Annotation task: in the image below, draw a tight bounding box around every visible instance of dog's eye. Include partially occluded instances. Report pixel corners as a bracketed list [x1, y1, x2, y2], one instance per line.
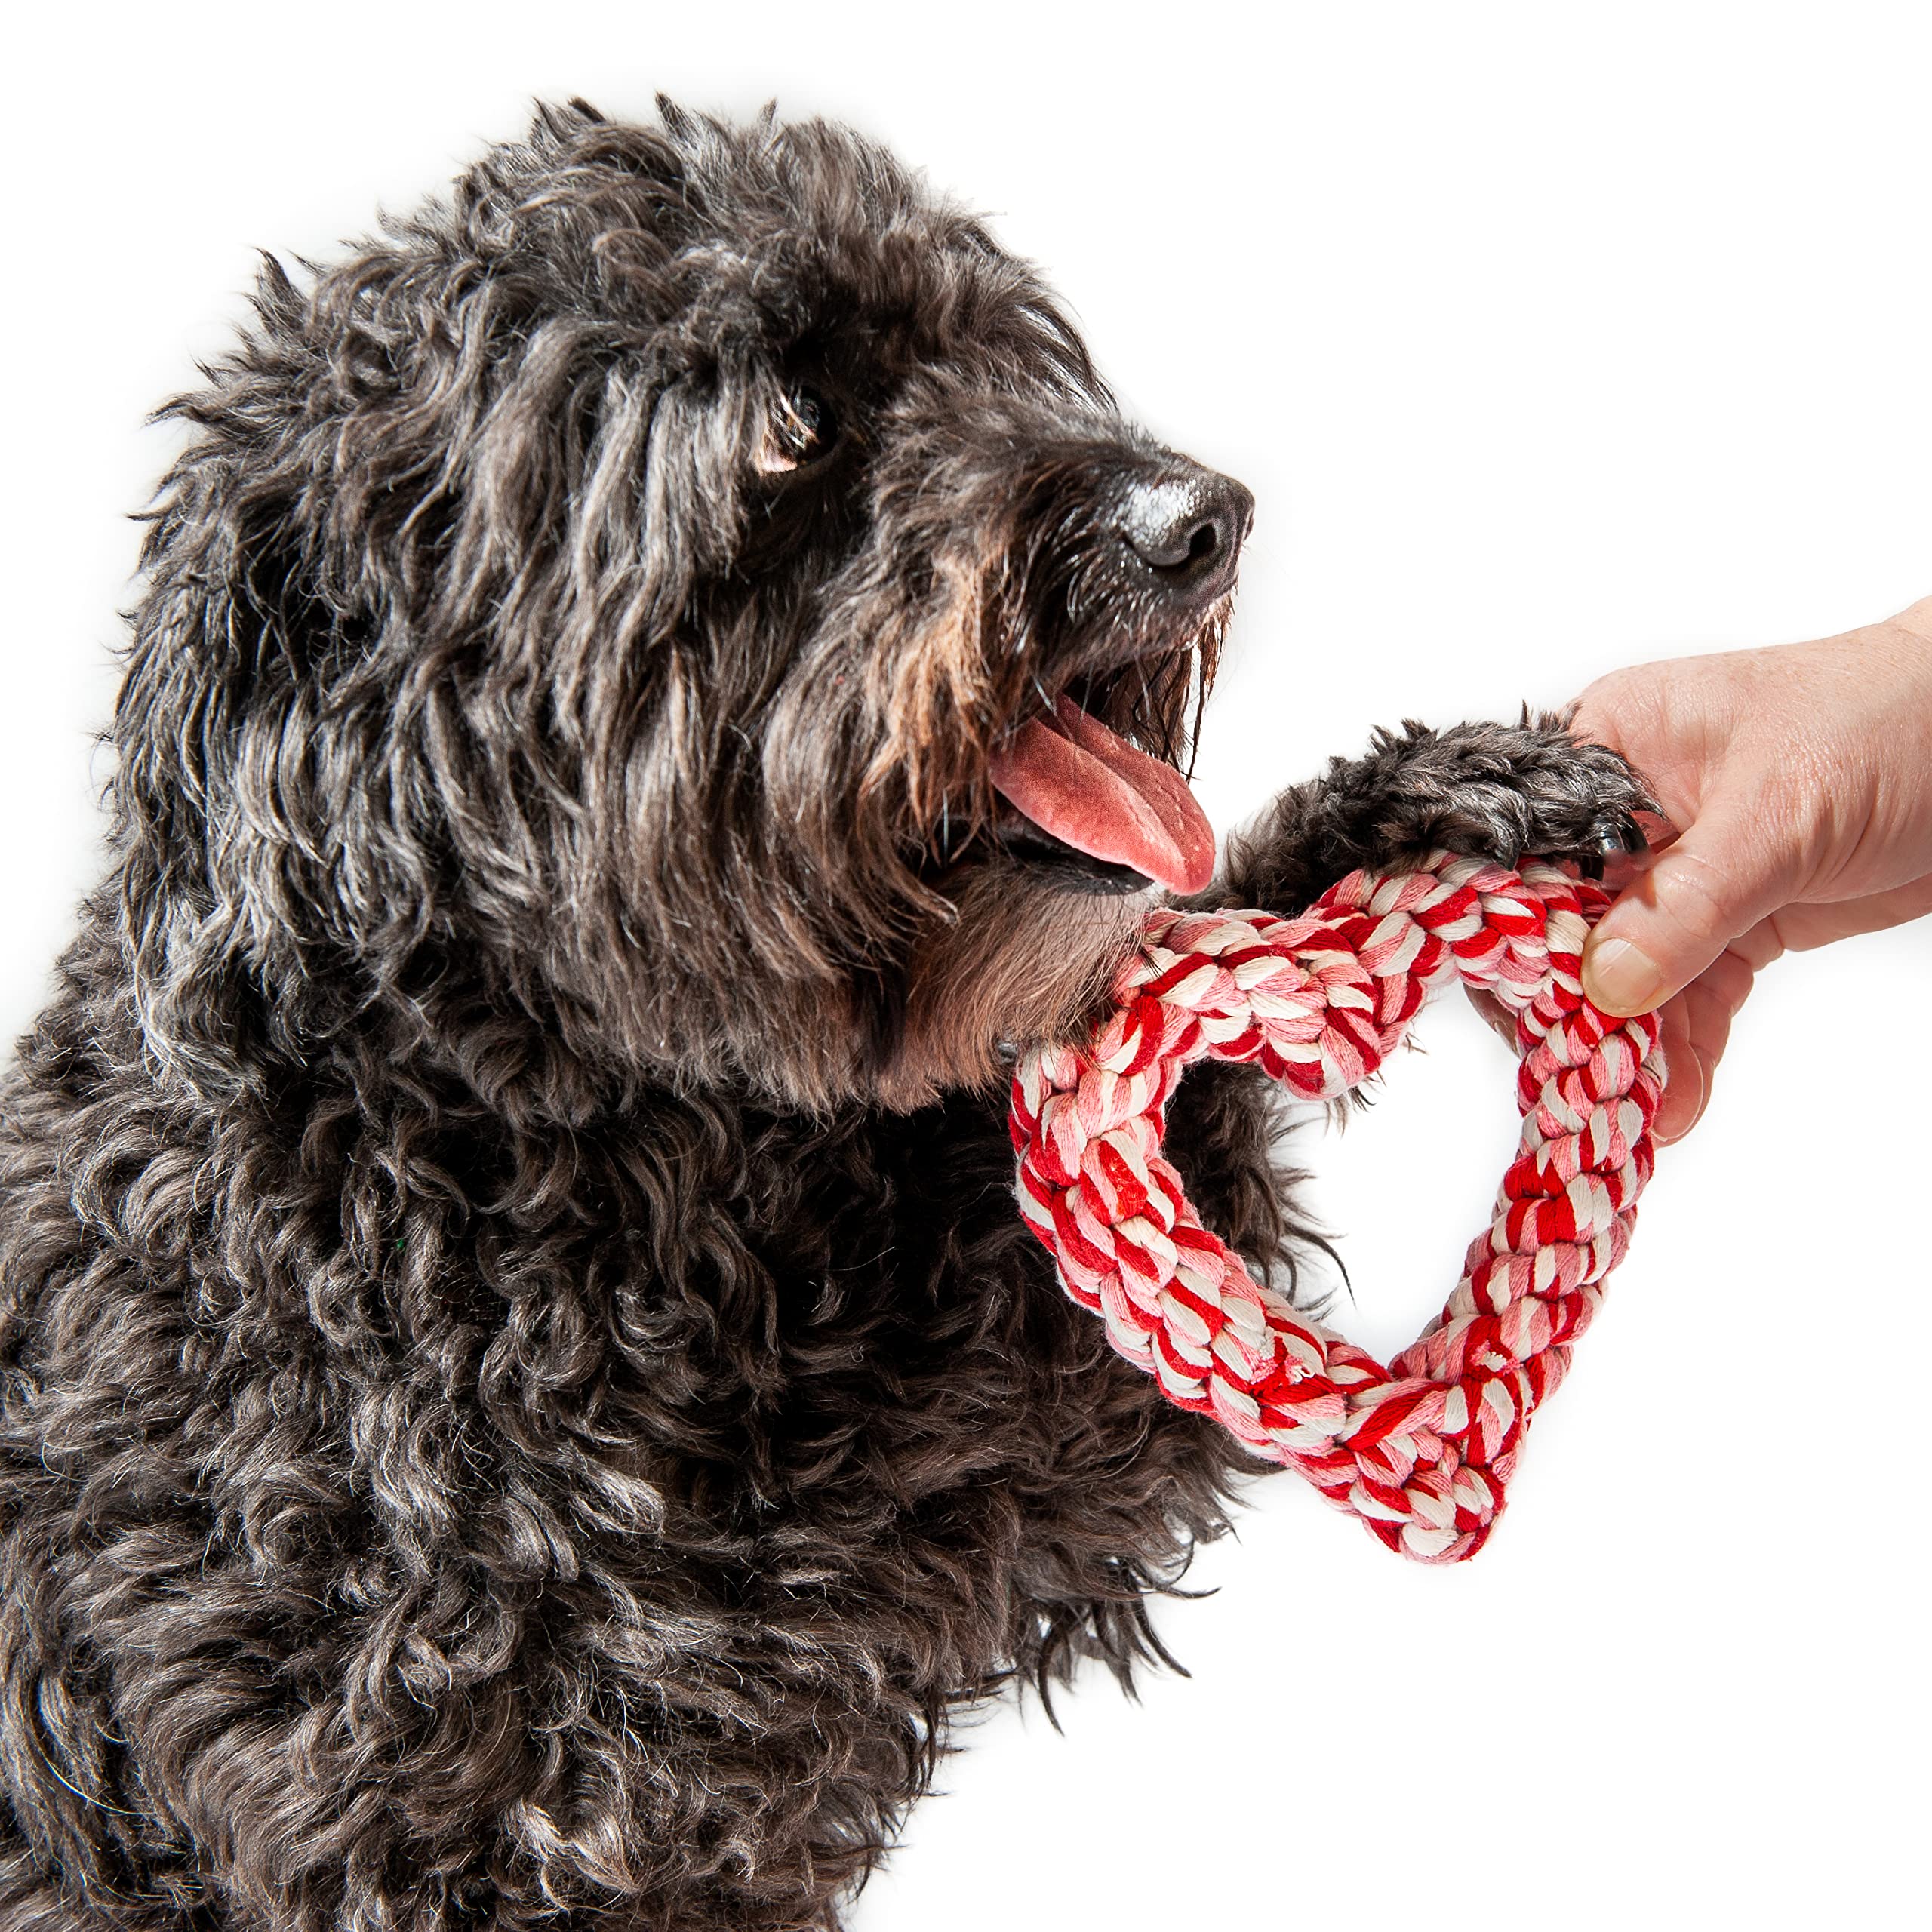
[759, 386, 840, 475]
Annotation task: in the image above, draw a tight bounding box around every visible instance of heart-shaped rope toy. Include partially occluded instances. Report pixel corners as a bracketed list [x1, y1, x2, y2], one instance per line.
[1008, 851, 1667, 1563]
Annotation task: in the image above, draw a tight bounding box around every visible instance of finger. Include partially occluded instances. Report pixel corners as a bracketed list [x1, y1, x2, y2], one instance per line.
[1660, 981, 1740, 1143]
[1651, 951, 1755, 1145]
[1465, 988, 1520, 1049]
[1727, 915, 1786, 974]
[1685, 945, 1756, 1026]
[1580, 802, 1799, 1016]
[1651, 998, 1706, 1144]
[1763, 875, 1932, 952]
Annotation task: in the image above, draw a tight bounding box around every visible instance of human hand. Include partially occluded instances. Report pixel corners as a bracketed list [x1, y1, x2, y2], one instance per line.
[1567, 599, 1932, 1143]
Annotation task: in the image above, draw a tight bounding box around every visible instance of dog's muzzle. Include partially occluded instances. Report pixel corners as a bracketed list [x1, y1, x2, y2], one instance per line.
[984, 456, 1252, 894]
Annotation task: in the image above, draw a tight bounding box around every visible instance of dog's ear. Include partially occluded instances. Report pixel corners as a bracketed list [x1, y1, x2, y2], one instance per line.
[110, 255, 428, 1097]
[112, 518, 374, 1100]
[105, 209, 724, 1099]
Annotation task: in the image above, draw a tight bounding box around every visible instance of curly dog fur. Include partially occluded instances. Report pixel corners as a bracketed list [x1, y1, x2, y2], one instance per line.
[0, 97, 1653, 1930]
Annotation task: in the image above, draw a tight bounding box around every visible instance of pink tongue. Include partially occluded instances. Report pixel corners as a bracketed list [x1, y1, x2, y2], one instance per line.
[988, 694, 1217, 894]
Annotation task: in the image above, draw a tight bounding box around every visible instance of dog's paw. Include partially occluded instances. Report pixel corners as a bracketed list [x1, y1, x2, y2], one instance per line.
[1346, 716, 1658, 879]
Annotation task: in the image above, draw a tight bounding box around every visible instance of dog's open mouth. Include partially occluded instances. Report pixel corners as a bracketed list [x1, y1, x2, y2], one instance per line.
[988, 688, 1216, 895]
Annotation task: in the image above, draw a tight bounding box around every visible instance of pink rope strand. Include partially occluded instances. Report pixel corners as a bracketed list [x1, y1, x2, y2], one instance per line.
[1008, 853, 1666, 1563]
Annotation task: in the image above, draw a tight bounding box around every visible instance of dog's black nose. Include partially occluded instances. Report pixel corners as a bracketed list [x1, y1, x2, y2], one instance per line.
[1116, 470, 1254, 598]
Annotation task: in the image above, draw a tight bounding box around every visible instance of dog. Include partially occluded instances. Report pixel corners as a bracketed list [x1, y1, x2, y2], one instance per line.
[0, 97, 1653, 1932]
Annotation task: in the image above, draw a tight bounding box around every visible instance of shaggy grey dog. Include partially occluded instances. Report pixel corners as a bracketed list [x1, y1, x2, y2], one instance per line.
[0, 99, 1651, 1931]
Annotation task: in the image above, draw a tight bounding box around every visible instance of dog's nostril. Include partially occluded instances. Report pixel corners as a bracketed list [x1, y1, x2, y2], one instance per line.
[1178, 518, 1223, 570]
[1117, 473, 1252, 587]
[1129, 512, 1210, 571]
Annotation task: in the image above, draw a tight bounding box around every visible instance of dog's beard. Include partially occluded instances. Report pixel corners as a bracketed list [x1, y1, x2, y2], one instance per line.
[863, 600, 1226, 1109]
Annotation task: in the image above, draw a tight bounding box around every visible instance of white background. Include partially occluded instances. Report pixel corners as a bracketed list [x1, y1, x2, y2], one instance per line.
[5, 5, 1927, 1929]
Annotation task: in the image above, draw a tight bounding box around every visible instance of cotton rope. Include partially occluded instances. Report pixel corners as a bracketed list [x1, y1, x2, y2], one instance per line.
[1008, 852, 1666, 1563]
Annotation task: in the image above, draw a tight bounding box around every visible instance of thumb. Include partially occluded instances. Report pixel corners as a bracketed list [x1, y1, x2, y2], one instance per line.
[1581, 807, 1798, 1016]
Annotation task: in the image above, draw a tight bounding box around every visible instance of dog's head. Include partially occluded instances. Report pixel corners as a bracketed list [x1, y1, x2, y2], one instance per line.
[117, 98, 1250, 1112]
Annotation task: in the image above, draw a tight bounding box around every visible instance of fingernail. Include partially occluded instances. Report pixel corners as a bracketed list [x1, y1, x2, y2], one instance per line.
[1583, 936, 1664, 1015]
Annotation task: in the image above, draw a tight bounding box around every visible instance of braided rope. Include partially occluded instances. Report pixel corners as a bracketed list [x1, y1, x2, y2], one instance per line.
[1008, 852, 1666, 1563]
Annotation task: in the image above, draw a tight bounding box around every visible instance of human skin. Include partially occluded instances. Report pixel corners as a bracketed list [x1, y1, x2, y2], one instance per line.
[1569, 597, 1932, 1143]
